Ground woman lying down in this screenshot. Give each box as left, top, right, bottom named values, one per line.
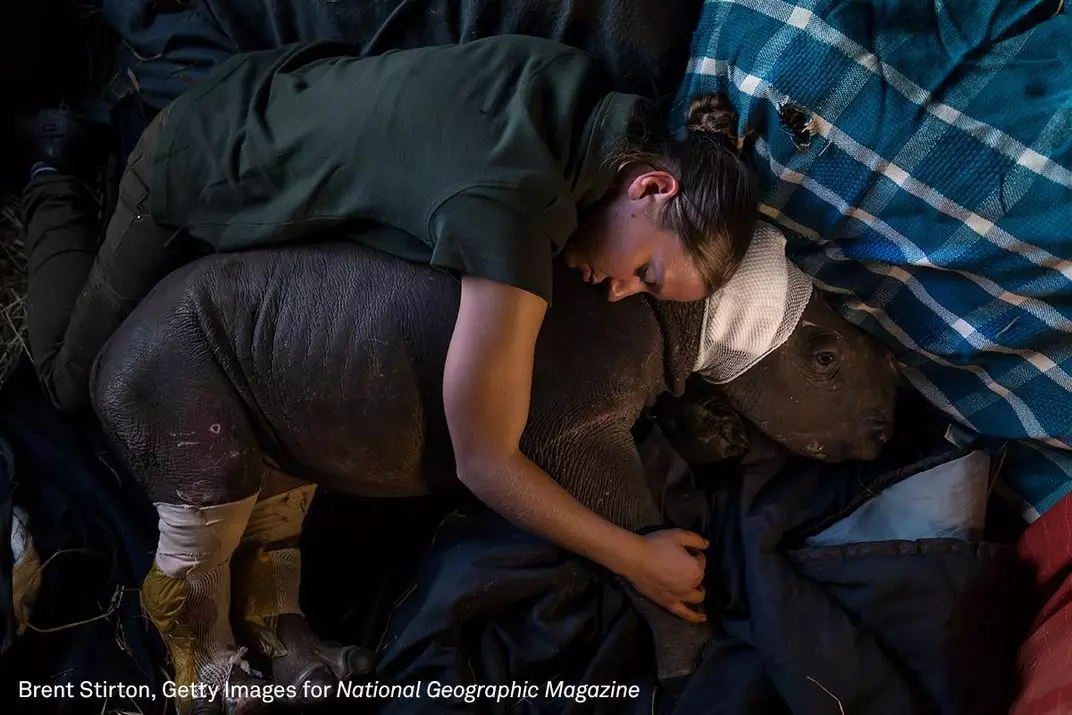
left=20, top=34, right=759, bottom=714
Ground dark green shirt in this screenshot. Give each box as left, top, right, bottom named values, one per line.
left=151, top=35, right=641, bottom=302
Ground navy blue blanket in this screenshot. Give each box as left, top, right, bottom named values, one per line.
left=101, top=0, right=702, bottom=110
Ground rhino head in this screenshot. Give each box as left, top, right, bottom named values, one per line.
left=661, top=222, right=900, bottom=463
left=718, top=289, right=899, bottom=462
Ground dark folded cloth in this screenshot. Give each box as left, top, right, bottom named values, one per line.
left=0, top=359, right=164, bottom=714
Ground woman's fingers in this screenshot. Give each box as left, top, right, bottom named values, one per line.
left=680, top=587, right=706, bottom=604
left=666, top=601, right=707, bottom=623
left=672, top=530, right=710, bottom=551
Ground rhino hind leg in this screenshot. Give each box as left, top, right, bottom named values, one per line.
left=93, top=317, right=279, bottom=714
left=139, top=495, right=275, bottom=715
left=230, top=479, right=373, bottom=704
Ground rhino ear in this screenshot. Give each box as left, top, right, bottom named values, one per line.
left=652, top=379, right=750, bottom=465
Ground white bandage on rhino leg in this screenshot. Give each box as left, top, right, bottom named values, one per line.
left=154, top=493, right=259, bottom=577
left=233, top=485, right=318, bottom=657
left=141, top=493, right=260, bottom=706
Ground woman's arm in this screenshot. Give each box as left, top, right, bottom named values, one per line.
left=443, top=275, right=708, bottom=622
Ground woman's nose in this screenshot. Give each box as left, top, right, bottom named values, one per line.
left=607, top=278, right=645, bottom=302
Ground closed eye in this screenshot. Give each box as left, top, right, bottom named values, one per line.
left=637, top=262, right=658, bottom=290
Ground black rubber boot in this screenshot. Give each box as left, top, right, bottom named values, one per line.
left=16, top=109, right=113, bottom=182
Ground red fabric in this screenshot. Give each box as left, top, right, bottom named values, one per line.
left=1012, top=492, right=1072, bottom=715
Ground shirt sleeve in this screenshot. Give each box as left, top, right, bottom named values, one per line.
left=427, top=186, right=571, bottom=304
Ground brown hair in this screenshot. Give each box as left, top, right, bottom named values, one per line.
left=614, top=94, right=758, bottom=294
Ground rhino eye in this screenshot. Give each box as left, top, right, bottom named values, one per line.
left=815, top=350, right=838, bottom=368
left=809, top=333, right=841, bottom=373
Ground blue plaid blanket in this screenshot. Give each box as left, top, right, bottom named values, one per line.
left=675, top=0, right=1072, bottom=517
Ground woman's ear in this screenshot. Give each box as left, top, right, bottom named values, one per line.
left=628, top=170, right=680, bottom=202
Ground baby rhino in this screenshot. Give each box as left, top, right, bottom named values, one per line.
left=91, top=222, right=898, bottom=714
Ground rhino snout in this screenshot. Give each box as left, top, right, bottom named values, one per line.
left=854, top=411, right=894, bottom=461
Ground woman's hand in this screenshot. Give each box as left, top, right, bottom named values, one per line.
left=443, top=276, right=710, bottom=625
left=620, top=529, right=709, bottom=623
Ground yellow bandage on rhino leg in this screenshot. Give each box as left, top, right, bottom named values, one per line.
left=232, top=485, right=317, bottom=658
left=140, top=494, right=259, bottom=713
left=241, top=483, right=316, bottom=548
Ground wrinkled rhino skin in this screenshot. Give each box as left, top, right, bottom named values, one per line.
left=91, top=242, right=668, bottom=530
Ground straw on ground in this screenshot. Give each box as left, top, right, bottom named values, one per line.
left=0, top=193, right=28, bottom=386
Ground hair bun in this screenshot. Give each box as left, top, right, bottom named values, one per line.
left=685, top=94, right=740, bottom=147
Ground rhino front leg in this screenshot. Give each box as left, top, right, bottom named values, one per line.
left=230, top=476, right=373, bottom=704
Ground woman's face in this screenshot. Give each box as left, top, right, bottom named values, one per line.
left=565, top=170, right=710, bottom=303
